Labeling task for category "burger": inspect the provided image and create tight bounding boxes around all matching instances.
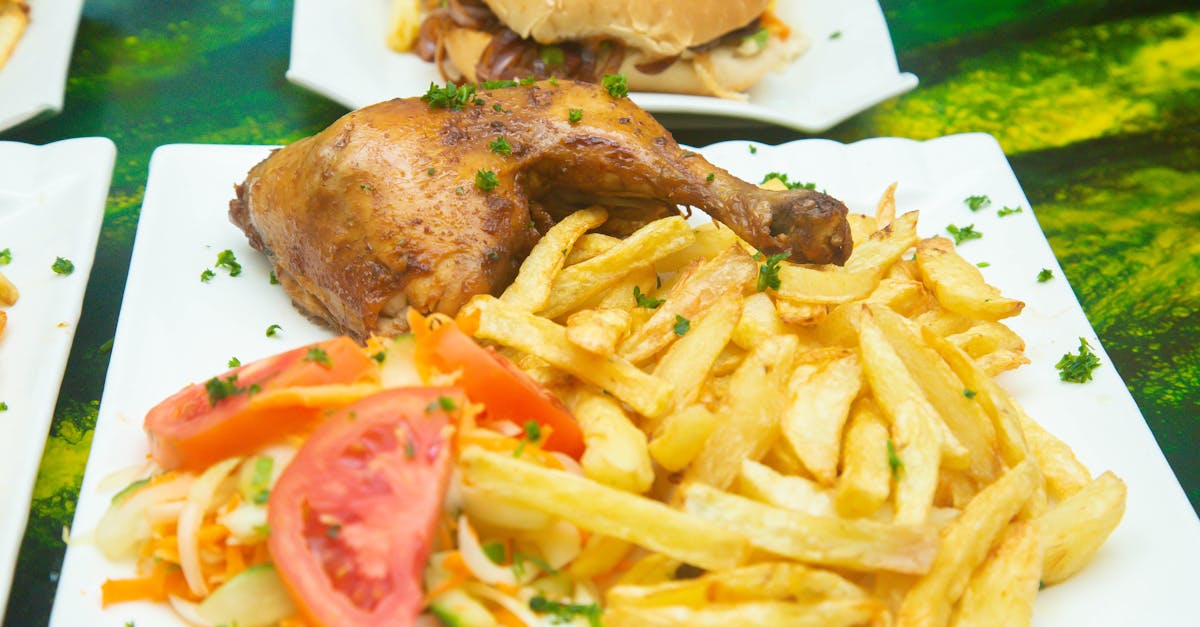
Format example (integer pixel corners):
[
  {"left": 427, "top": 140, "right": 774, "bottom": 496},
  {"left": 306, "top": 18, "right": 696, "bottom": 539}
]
[{"left": 409, "top": 0, "right": 805, "bottom": 99}]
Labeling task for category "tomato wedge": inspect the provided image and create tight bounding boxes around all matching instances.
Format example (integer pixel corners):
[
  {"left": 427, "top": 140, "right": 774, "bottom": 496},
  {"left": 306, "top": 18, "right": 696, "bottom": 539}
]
[
  {"left": 145, "top": 337, "right": 377, "bottom": 470},
  {"left": 409, "top": 310, "right": 585, "bottom": 458},
  {"left": 267, "top": 388, "right": 461, "bottom": 627}
]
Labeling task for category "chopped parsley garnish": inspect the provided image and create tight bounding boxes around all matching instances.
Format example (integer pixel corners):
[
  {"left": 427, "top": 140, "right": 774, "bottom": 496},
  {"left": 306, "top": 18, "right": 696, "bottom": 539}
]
[
  {"left": 963, "top": 388, "right": 977, "bottom": 399},
  {"left": 977, "top": 261, "right": 991, "bottom": 268},
  {"left": 482, "top": 541, "right": 507, "bottom": 564},
  {"left": 326, "top": 524, "right": 341, "bottom": 539},
  {"left": 529, "top": 596, "right": 602, "bottom": 627},
  {"left": 760, "top": 172, "right": 816, "bottom": 190},
  {"left": 749, "top": 144, "right": 758, "bottom": 154},
  {"left": 549, "top": 76, "right": 559, "bottom": 86},
  {"left": 887, "top": 439, "right": 904, "bottom": 479},
  {"left": 204, "top": 374, "right": 259, "bottom": 407},
  {"left": 829, "top": 30, "right": 843, "bottom": 40},
  {"left": 673, "top": 315, "right": 690, "bottom": 337},
  {"left": 513, "top": 551, "right": 558, "bottom": 577},
  {"left": 427, "top": 167, "right": 437, "bottom": 176},
  {"left": 997, "top": 205, "right": 1023, "bottom": 217},
  {"left": 0, "top": 248, "right": 10, "bottom": 265},
  {"left": 481, "top": 79, "right": 519, "bottom": 89},
  {"left": 633, "top": 285, "right": 664, "bottom": 309},
  {"left": 0, "top": 402, "right": 7, "bottom": 411},
  {"left": 427, "top": 396, "right": 457, "bottom": 413},
  {"left": 964, "top": 194, "right": 992, "bottom": 211},
  {"left": 601, "top": 73, "right": 628, "bottom": 98},
  {"left": 51, "top": 256, "right": 75, "bottom": 275},
  {"left": 421, "top": 81, "right": 477, "bottom": 110},
  {"left": 488, "top": 136, "right": 512, "bottom": 155},
  {"left": 404, "top": 438, "right": 416, "bottom": 459},
  {"left": 946, "top": 223, "right": 982, "bottom": 245},
  {"left": 519, "top": 76, "right": 537, "bottom": 86},
  {"left": 493, "top": 103, "right": 504, "bottom": 112},
  {"left": 249, "top": 456, "right": 274, "bottom": 504},
  {"left": 1056, "top": 337, "right": 1101, "bottom": 383},
  {"left": 756, "top": 251, "right": 789, "bottom": 292},
  {"left": 371, "top": 351, "right": 386, "bottom": 363},
  {"left": 475, "top": 169, "right": 499, "bottom": 192},
  {"left": 359, "top": 183, "right": 375, "bottom": 191},
  {"left": 265, "top": 323, "right": 282, "bottom": 337},
  {"left": 304, "top": 347, "right": 332, "bottom": 367},
  {"left": 524, "top": 420, "right": 542, "bottom": 443},
  {"left": 1037, "top": 268, "right": 1054, "bottom": 282},
  {"left": 215, "top": 249, "right": 242, "bottom": 277},
  {"left": 227, "top": 356, "right": 241, "bottom": 368},
  {"left": 200, "top": 268, "right": 216, "bottom": 283},
  {"left": 706, "top": 172, "right": 715, "bottom": 182},
  {"left": 269, "top": 270, "right": 279, "bottom": 285},
  {"left": 568, "top": 108, "right": 583, "bottom": 124},
  {"left": 539, "top": 46, "right": 565, "bottom": 67},
  {"left": 745, "top": 27, "right": 770, "bottom": 50}
]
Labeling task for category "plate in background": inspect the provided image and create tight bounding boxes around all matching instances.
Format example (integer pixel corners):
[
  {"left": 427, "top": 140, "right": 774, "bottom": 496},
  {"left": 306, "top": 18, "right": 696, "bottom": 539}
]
[{"left": 0, "top": 0, "right": 85, "bottom": 132}]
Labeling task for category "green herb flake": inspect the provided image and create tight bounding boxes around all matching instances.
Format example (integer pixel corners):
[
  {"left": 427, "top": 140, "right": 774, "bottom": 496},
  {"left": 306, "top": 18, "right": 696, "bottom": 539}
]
[
  {"left": 760, "top": 172, "right": 816, "bottom": 190},
  {"left": 438, "top": 396, "right": 457, "bottom": 411},
  {"left": 265, "top": 324, "right": 282, "bottom": 337},
  {"left": 756, "top": 251, "right": 789, "bottom": 292},
  {"left": 601, "top": 73, "right": 628, "bottom": 98},
  {"left": 524, "top": 420, "right": 542, "bottom": 443},
  {"left": 568, "top": 108, "right": 584, "bottom": 124},
  {"left": 964, "top": 194, "right": 992, "bottom": 211},
  {"left": 633, "top": 285, "right": 664, "bottom": 309},
  {"left": 475, "top": 169, "right": 499, "bottom": 192},
  {"left": 0, "top": 248, "right": 11, "bottom": 265},
  {"left": 887, "top": 439, "right": 904, "bottom": 480},
  {"left": 371, "top": 351, "right": 386, "bottom": 363},
  {"left": 482, "top": 541, "right": 508, "bottom": 564},
  {"left": 481, "top": 79, "right": 519, "bottom": 89},
  {"left": 421, "top": 81, "right": 477, "bottom": 111},
  {"left": 829, "top": 30, "right": 843, "bottom": 40},
  {"left": 946, "top": 223, "right": 982, "bottom": 245},
  {"left": 215, "top": 249, "right": 242, "bottom": 277},
  {"left": 304, "top": 347, "right": 332, "bottom": 367},
  {"left": 997, "top": 205, "right": 1023, "bottom": 217},
  {"left": 493, "top": 103, "right": 504, "bottom": 112},
  {"left": 51, "top": 256, "right": 75, "bottom": 275},
  {"left": 513, "top": 440, "right": 526, "bottom": 458},
  {"left": 488, "top": 136, "right": 512, "bottom": 155},
  {"left": 249, "top": 456, "right": 274, "bottom": 505},
  {"left": 673, "top": 315, "right": 691, "bottom": 337},
  {"left": 405, "top": 438, "right": 416, "bottom": 459},
  {"left": 205, "top": 374, "right": 253, "bottom": 407},
  {"left": 745, "top": 27, "right": 770, "bottom": 50},
  {"left": 200, "top": 268, "right": 216, "bottom": 283},
  {"left": 977, "top": 262, "right": 991, "bottom": 268},
  {"left": 706, "top": 172, "right": 715, "bottom": 182},
  {"left": 963, "top": 388, "right": 977, "bottom": 399},
  {"left": 529, "top": 596, "right": 603, "bottom": 627},
  {"left": 0, "top": 402, "right": 7, "bottom": 411},
  {"left": 1037, "top": 268, "right": 1054, "bottom": 283},
  {"left": 427, "top": 167, "right": 437, "bottom": 176},
  {"left": 519, "top": 76, "right": 537, "bottom": 86},
  {"left": 1056, "top": 337, "right": 1101, "bottom": 384},
  {"left": 359, "top": 183, "right": 375, "bottom": 191},
  {"left": 749, "top": 144, "right": 758, "bottom": 154},
  {"left": 269, "top": 270, "right": 279, "bottom": 285},
  {"left": 326, "top": 523, "right": 341, "bottom": 539},
  {"left": 227, "top": 357, "right": 241, "bottom": 368},
  {"left": 539, "top": 46, "right": 565, "bottom": 67}
]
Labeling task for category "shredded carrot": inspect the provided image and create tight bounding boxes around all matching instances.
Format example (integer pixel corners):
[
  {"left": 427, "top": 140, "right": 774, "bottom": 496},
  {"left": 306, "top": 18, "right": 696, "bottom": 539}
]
[
  {"left": 250, "top": 541, "right": 272, "bottom": 566},
  {"left": 457, "top": 432, "right": 562, "bottom": 470},
  {"left": 436, "top": 515, "right": 455, "bottom": 551},
  {"left": 101, "top": 572, "right": 166, "bottom": 607},
  {"left": 224, "top": 542, "right": 247, "bottom": 580},
  {"left": 762, "top": 9, "right": 792, "bottom": 40},
  {"left": 493, "top": 605, "right": 526, "bottom": 627},
  {"left": 494, "top": 581, "right": 521, "bottom": 597},
  {"left": 197, "top": 523, "right": 230, "bottom": 546},
  {"left": 426, "top": 551, "right": 472, "bottom": 600}
]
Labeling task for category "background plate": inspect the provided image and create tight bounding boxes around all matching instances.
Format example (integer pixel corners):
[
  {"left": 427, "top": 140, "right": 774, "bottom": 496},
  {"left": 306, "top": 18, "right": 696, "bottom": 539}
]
[
  {"left": 0, "top": 0, "right": 85, "bottom": 132},
  {"left": 0, "top": 137, "right": 113, "bottom": 613},
  {"left": 287, "top": 0, "right": 917, "bottom": 132},
  {"left": 52, "top": 134, "right": 1200, "bottom": 626}
]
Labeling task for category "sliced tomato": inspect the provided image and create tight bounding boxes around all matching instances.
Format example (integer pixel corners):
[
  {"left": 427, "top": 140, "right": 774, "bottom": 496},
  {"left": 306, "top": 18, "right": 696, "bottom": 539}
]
[
  {"left": 409, "top": 310, "right": 585, "bottom": 458},
  {"left": 145, "top": 337, "right": 377, "bottom": 470},
  {"left": 267, "top": 387, "right": 461, "bottom": 627}
]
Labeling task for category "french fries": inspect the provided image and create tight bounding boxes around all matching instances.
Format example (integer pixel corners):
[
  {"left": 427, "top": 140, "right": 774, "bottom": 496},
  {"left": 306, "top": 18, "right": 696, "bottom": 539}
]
[
  {"left": 502, "top": 207, "right": 607, "bottom": 312},
  {"left": 0, "top": 1, "right": 28, "bottom": 70}
]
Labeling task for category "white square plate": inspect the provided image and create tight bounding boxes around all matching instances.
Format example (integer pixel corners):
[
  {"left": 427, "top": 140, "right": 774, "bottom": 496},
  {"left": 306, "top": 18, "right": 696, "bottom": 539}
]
[
  {"left": 287, "top": 0, "right": 917, "bottom": 132},
  {"left": 0, "top": 0, "right": 85, "bottom": 132},
  {"left": 52, "top": 134, "right": 1200, "bottom": 625},
  {"left": 0, "top": 137, "right": 114, "bottom": 612}
]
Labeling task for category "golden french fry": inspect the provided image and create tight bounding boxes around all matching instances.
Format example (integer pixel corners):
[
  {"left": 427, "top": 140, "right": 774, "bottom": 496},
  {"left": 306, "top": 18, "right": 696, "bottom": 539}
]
[
  {"left": 834, "top": 398, "right": 893, "bottom": 518},
  {"left": 565, "top": 307, "right": 631, "bottom": 355},
  {"left": 1039, "top": 471, "right": 1126, "bottom": 585},
  {"left": 916, "top": 237, "right": 1024, "bottom": 321},
  {"left": 566, "top": 534, "right": 633, "bottom": 580},
  {"left": 590, "top": 264, "right": 659, "bottom": 314},
  {"left": 870, "top": 305, "right": 1001, "bottom": 484},
  {"left": 845, "top": 210, "right": 919, "bottom": 275},
  {"left": 780, "top": 351, "right": 862, "bottom": 485},
  {"left": 616, "top": 553, "right": 681, "bottom": 587},
  {"left": 775, "top": 299, "right": 828, "bottom": 326},
  {"left": 465, "top": 295, "right": 674, "bottom": 418},
  {"left": 945, "top": 320, "right": 1026, "bottom": 358},
  {"left": 606, "top": 599, "right": 887, "bottom": 627},
  {"left": 867, "top": 277, "right": 930, "bottom": 316},
  {"left": 0, "top": 1, "right": 29, "bottom": 69},
  {"left": 385, "top": 0, "right": 421, "bottom": 50},
  {"left": 731, "top": 291, "right": 788, "bottom": 350},
  {"left": 459, "top": 447, "right": 749, "bottom": 571},
  {"left": 652, "top": 290, "right": 741, "bottom": 413},
  {"left": 682, "top": 483, "right": 939, "bottom": 575},
  {"left": 847, "top": 214, "right": 880, "bottom": 246},
  {"left": 737, "top": 459, "right": 835, "bottom": 517},
  {"left": 540, "top": 216, "right": 695, "bottom": 319},
  {"left": 620, "top": 246, "right": 756, "bottom": 364},
  {"left": 570, "top": 388, "right": 654, "bottom": 493},
  {"left": 950, "top": 520, "right": 1043, "bottom": 627},
  {"left": 501, "top": 207, "right": 607, "bottom": 311},
  {"left": 775, "top": 264, "right": 879, "bottom": 305},
  {"left": 0, "top": 271, "right": 17, "bottom": 306},
  {"left": 0, "top": 310, "right": 5, "bottom": 336},
  {"left": 876, "top": 181, "right": 898, "bottom": 227},
  {"left": 656, "top": 223, "right": 745, "bottom": 273},
  {"left": 648, "top": 404, "right": 718, "bottom": 473},
  {"left": 607, "top": 561, "right": 865, "bottom": 608},
  {"left": 565, "top": 232, "right": 620, "bottom": 265},
  {"left": 684, "top": 335, "right": 797, "bottom": 490},
  {"left": 896, "top": 459, "right": 1039, "bottom": 627}
]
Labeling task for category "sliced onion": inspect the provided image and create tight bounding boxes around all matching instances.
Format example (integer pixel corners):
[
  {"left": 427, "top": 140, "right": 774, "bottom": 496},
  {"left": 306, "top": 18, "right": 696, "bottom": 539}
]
[
  {"left": 94, "top": 474, "right": 194, "bottom": 559},
  {"left": 457, "top": 515, "right": 521, "bottom": 586},
  {"left": 461, "top": 582, "right": 541, "bottom": 626},
  {"left": 167, "top": 594, "right": 214, "bottom": 627},
  {"left": 178, "top": 457, "right": 243, "bottom": 597},
  {"left": 96, "top": 461, "right": 154, "bottom": 493}
]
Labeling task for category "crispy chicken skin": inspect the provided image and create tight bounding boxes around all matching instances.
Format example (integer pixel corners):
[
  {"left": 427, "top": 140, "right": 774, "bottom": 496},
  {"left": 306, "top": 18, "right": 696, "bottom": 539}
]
[{"left": 230, "top": 80, "right": 851, "bottom": 340}]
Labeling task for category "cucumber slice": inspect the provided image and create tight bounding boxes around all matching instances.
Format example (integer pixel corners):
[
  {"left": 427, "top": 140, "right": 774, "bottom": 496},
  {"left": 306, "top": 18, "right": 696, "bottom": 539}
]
[
  {"left": 429, "top": 588, "right": 497, "bottom": 627},
  {"left": 196, "top": 563, "right": 297, "bottom": 627},
  {"left": 380, "top": 334, "right": 423, "bottom": 387}
]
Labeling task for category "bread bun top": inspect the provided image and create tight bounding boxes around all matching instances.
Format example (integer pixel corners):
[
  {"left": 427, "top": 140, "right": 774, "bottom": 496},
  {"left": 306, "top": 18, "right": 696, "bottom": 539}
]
[{"left": 482, "top": 0, "right": 770, "bottom": 57}]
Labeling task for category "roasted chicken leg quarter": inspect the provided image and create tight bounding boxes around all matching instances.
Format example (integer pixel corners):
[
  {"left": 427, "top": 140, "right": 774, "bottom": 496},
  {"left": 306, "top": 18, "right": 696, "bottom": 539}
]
[{"left": 230, "top": 80, "right": 851, "bottom": 340}]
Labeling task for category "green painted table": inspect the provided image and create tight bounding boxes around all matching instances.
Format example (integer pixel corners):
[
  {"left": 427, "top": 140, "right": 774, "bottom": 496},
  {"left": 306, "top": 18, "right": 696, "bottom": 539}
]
[{"left": 2, "top": 1, "right": 1197, "bottom": 624}]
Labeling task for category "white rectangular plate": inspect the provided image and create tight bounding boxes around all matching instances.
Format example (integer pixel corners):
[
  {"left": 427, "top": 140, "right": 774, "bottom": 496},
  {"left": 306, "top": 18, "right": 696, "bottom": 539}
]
[
  {"left": 0, "top": 137, "right": 113, "bottom": 613},
  {"left": 52, "top": 134, "right": 1200, "bottom": 626},
  {"left": 0, "top": 0, "right": 85, "bottom": 132},
  {"left": 287, "top": 0, "right": 917, "bottom": 132}
]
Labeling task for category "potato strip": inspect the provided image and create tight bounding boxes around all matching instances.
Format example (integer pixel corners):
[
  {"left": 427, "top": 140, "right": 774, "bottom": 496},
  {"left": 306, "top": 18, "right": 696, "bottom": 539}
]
[{"left": 501, "top": 207, "right": 608, "bottom": 311}]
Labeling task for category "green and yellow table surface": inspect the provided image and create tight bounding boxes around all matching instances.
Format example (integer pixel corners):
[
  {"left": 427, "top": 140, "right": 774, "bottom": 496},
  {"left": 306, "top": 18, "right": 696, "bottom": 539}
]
[{"left": 2, "top": 1, "right": 1198, "bottom": 623}]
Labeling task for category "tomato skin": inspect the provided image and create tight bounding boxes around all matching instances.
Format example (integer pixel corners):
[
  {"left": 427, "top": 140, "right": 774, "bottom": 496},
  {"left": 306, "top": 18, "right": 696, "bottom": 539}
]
[
  {"left": 145, "top": 337, "right": 377, "bottom": 470},
  {"left": 268, "top": 388, "right": 461, "bottom": 627},
  {"left": 410, "top": 310, "right": 585, "bottom": 458}
]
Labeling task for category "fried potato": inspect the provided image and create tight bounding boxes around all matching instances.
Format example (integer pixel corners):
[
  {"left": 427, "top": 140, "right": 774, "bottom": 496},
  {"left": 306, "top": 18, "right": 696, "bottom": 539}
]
[
  {"left": 651, "top": 290, "right": 741, "bottom": 413},
  {"left": 590, "top": 264, "right": 659, "bottom": 314},
  {"left": 682, "top": 482, "right": 939, "bottom": 575},
  {"left": 570, "top": 388, "right": 655, "bottom": 493},
  {"left": 648, "top": 404, "right": 718, "bottom": 472},
  {"left": 540, "top": 216, "right": 695, "bottom": 319},
  {"left": 0, "top": 310, "right": 5, "bottom": 336},
  {"left": 775, "top": 300, "right": 829, "bottom": 326},
  {"left": 656, "top": 222, "right": 745, "bottom": 273},
  {"left": 737, "top": 459, "right": 835, "bottom": 517},
  {"left": 780, "top": 350, "right": 862, "bottom": 485},
  {"left": 385, "top": 0, "right": 421, "bottom": 51},
  {"left": 607, "top": 561, "right": 865, "bottom": 607},
  {"left": 731, "top": 292, "right": 787, "bottom": 350},
  {"left": 916, "top": 237, "right": 1024, "bottom": 321},
  {"left": 620, "top": 246, "right": 757, "bottom": 364},
  {"left": 896, "top": 459, "right": 1039, "bottom": 627},
  {"left": 834, "top": 398, "right": 893, "bottom": 518},
  {"left": 564, "top": 232, "right": 620, "bottom": 265},
  {"left": 949, "top": 520, "right": 1042, "bottom": 627},
  {"left": 458, "top": 447, "right": 749, "bottom": 571},
  {"left": 565, "top": 307, "right": 631, "bottom": 355},
  {"left": 867, "top": 277, "right": 930, "bottom": 316},
  {"left": 607, "top": 599, "right": 887, "bottom": 627},
  {"left": 844, "top": 210, "right": 920, "bottom": 275},
  {"left": 501, "top": 207, "right": 607, "bottom": 311},
  {"left": 775, "top": 264, "right": 880, "bottom": 305},
  {"left": 566, "top": 534, "right": 633, "bottom": 580},
  {"left": 465, "top": 295, "right": 674, "bottom": 418},
  {"left": 1039, "top": 471, "right": 1126, "bottom": 585},
  {"left": 0, "top": 271, "right": 17, "bottom": 306},
  {"left": 876, "top": 182, "right": 898, "bottom": 227},
  {"left": 0, "top": 1, "right": 28, "bottom": 69}
]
